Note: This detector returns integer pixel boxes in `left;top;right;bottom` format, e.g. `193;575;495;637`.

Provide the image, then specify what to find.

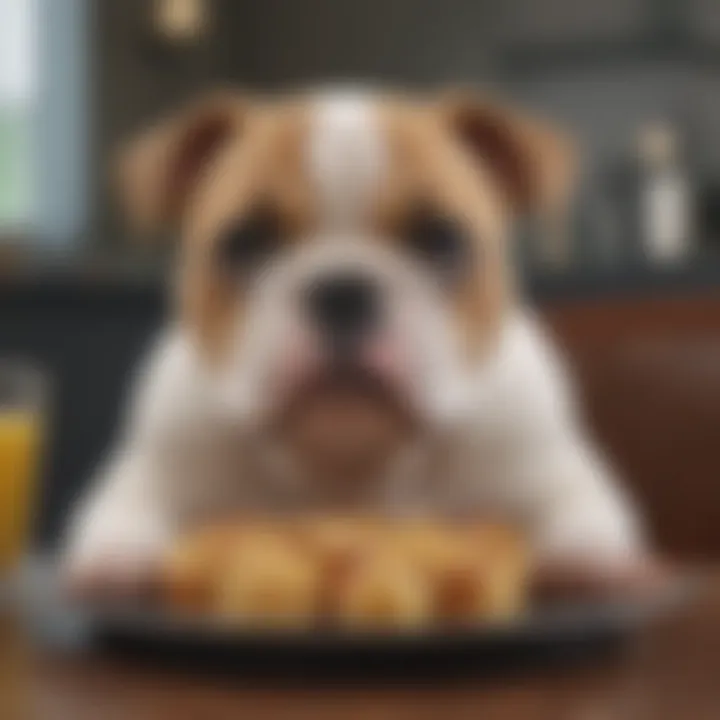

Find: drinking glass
0;361;45;603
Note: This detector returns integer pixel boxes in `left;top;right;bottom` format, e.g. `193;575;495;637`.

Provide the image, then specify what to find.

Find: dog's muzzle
304;271;381;358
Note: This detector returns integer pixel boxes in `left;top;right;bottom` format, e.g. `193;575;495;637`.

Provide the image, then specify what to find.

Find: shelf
497;37;720;79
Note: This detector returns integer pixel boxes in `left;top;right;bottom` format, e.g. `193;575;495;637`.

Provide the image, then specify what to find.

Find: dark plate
32;579;693;680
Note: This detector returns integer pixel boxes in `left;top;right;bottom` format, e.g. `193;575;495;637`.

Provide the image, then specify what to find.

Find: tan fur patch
376;100;512;359
177;100;316;361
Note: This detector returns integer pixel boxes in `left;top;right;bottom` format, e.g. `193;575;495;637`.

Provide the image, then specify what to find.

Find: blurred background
0;0;718;559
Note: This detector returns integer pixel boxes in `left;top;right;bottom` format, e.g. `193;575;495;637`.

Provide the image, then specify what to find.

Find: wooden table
2;581;719;720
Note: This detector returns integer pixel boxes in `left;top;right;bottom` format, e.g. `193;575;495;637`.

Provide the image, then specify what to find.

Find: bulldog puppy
63;88;654;598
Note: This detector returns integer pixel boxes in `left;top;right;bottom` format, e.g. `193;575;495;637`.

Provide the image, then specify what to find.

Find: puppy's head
117;89;573;483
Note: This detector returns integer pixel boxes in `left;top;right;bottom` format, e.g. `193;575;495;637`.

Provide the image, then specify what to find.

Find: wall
93;0;720;244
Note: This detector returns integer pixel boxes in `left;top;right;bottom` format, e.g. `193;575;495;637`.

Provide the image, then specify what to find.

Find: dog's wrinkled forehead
179;93;508;253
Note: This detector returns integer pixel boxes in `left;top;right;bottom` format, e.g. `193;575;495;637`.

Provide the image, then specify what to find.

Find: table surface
2;580;719;720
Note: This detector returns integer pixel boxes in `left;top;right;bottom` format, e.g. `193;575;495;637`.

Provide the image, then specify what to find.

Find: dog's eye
404;207;472;284
216;207;282;276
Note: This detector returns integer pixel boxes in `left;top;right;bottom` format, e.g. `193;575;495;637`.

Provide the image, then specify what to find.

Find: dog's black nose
305;273;380;351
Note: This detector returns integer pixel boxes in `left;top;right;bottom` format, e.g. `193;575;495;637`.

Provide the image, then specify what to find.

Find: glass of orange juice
0;361;45;597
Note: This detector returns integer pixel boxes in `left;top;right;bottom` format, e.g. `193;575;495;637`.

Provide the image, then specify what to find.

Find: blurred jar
0;362;45;584
636;122;694;264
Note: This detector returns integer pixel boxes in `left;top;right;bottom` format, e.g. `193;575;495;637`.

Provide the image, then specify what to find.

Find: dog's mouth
270;364;417;485
280;363;412;418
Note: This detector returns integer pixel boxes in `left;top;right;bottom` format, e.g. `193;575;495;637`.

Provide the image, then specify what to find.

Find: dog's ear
440;91;575;216
115;91;247;236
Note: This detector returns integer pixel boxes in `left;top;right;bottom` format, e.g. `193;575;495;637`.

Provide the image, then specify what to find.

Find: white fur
64;94;642;579
64;311;641;574
308;93;386;230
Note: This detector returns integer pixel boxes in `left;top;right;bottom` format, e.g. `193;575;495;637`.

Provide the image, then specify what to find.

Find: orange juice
0;411;41;572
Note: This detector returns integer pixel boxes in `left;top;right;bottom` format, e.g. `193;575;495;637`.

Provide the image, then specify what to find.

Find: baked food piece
368;520;528;623
334;552;433;630
462;523;529;620
214;531;321;628
163;523;246;612
294;517;385;573
390;519;478;619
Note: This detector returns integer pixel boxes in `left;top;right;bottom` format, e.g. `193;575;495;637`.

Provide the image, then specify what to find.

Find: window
0;0;88;246
0;0;36;232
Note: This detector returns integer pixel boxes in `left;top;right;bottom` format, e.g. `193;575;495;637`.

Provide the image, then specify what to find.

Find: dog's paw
61;521;170;604
531;555;672;603
63;551;161;604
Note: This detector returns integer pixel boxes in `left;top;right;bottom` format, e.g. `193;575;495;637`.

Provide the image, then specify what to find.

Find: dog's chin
269;364;417;487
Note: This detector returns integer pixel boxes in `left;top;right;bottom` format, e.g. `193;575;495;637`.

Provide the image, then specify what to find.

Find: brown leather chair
545;290;720;560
